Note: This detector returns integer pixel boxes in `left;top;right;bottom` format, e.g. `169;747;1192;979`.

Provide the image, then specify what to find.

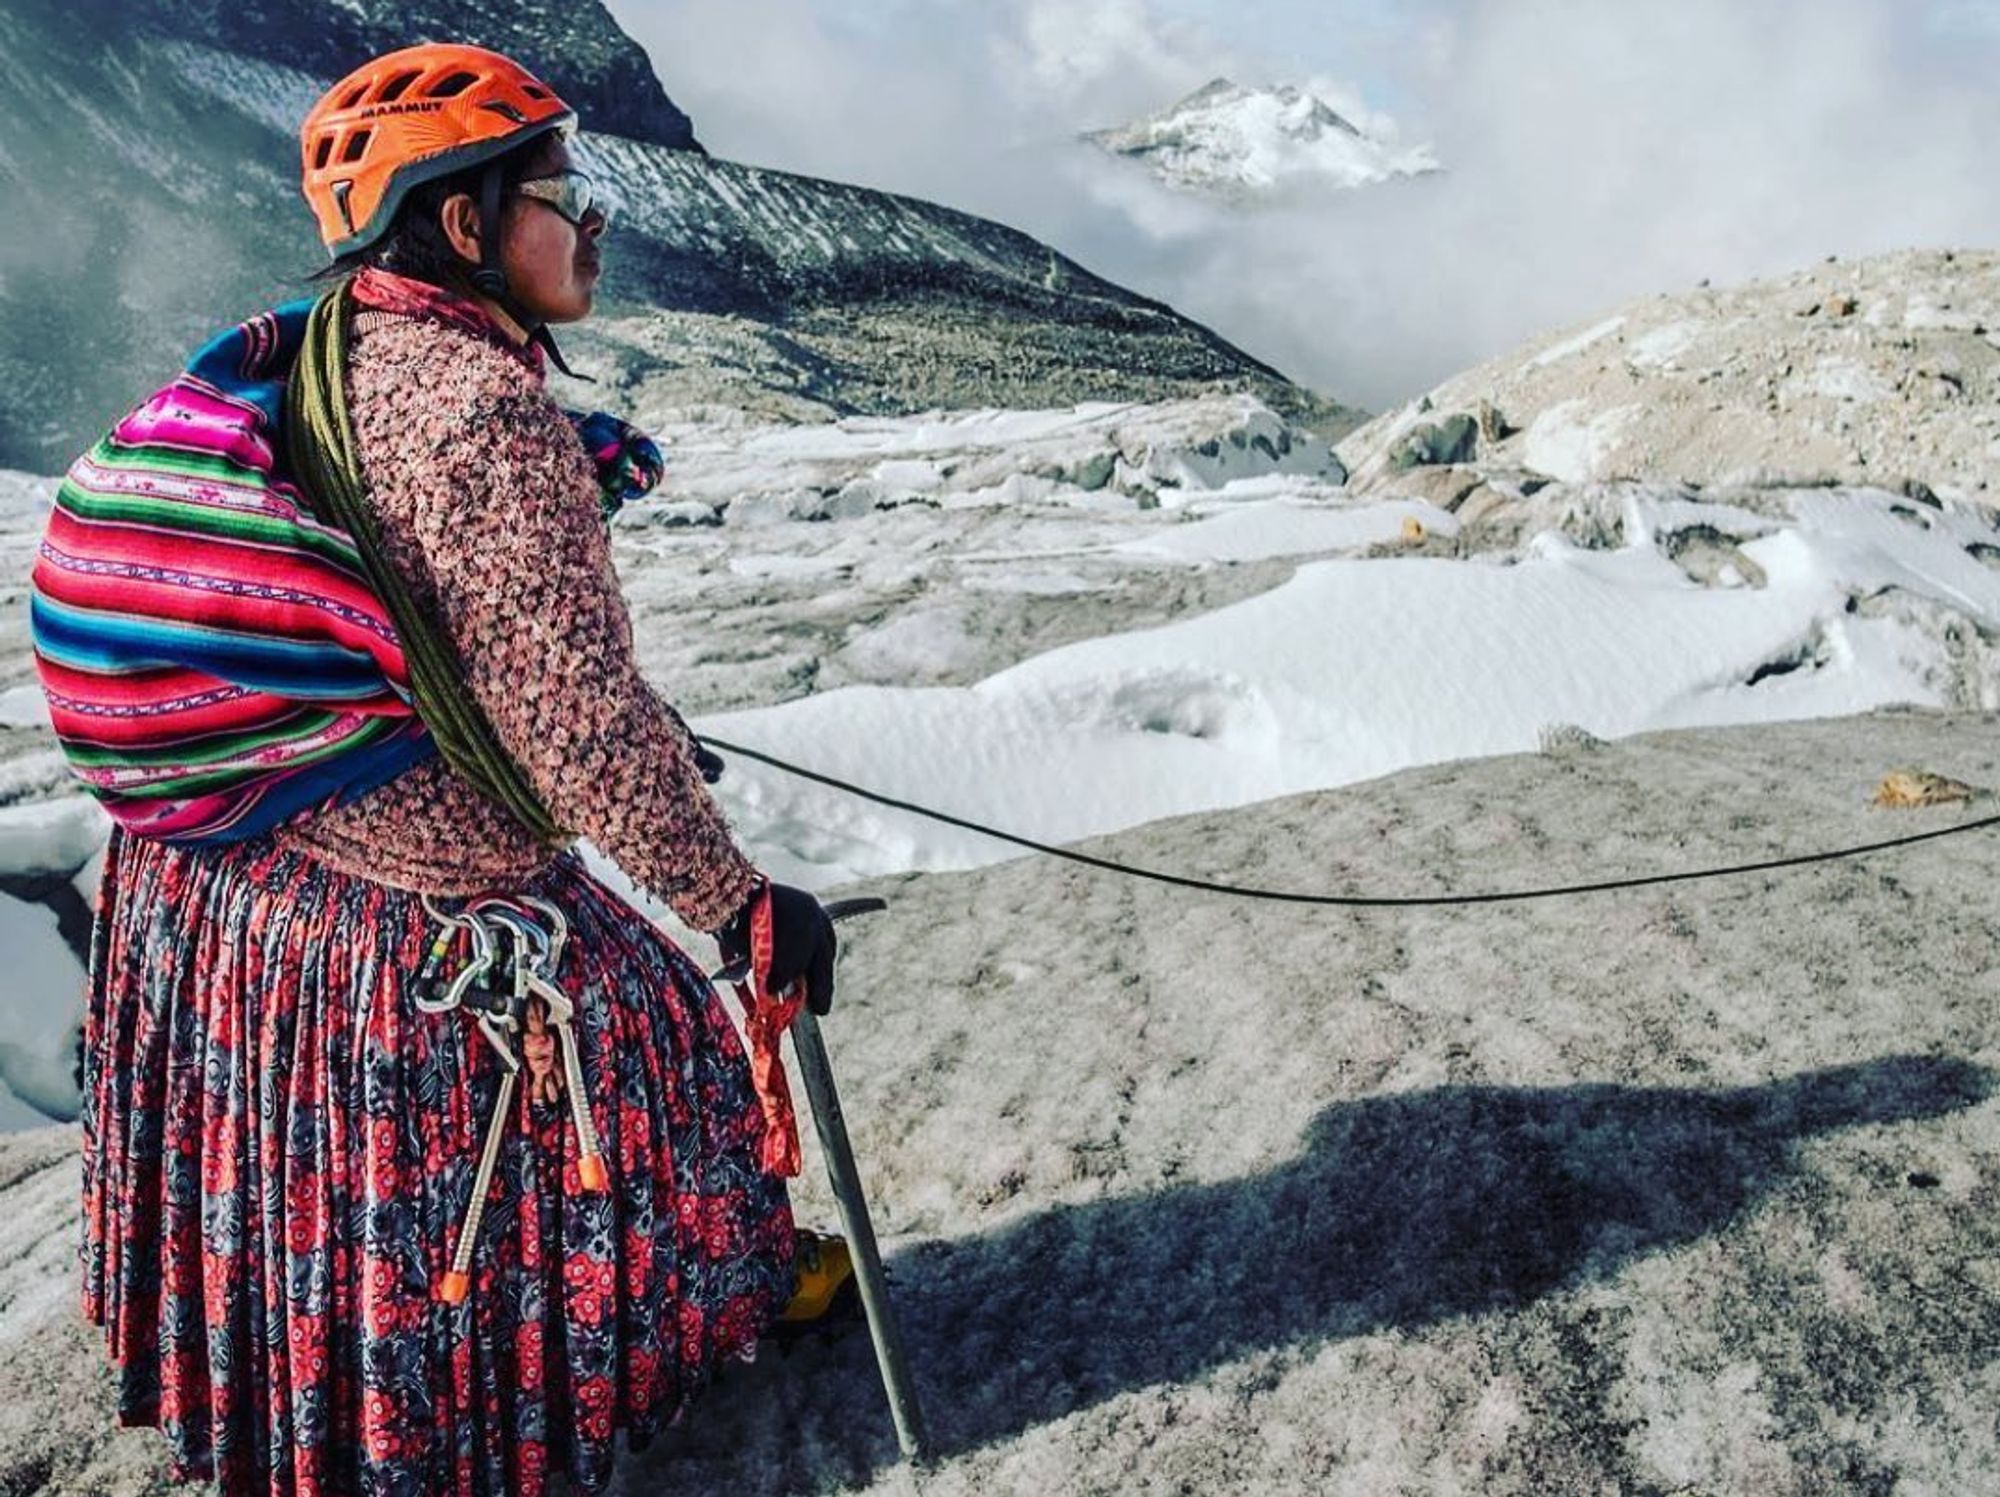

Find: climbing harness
416;892;608;1305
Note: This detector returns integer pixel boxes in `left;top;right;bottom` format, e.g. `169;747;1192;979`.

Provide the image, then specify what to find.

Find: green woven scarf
285;283;568;846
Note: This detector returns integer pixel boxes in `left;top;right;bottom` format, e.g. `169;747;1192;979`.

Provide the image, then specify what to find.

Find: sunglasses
514;170;610;229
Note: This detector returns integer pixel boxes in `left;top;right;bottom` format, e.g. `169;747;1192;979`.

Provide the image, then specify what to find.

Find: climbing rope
699;736;2000;909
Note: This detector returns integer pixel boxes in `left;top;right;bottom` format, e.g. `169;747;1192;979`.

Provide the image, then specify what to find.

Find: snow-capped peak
1083;77;1439;199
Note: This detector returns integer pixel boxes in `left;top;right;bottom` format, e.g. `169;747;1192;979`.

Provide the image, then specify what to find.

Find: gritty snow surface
2;712;2000;1494
1340;249;2000;501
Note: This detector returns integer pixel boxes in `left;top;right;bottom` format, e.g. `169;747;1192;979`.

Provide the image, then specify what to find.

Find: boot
770;1228;861;1344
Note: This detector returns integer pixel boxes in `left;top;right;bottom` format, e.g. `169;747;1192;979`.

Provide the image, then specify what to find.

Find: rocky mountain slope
556;131;1334;430
1337;248;1999;504
0;0;1346;476
80;0;701;150
3;709;1999;1493
1084;77;1438;200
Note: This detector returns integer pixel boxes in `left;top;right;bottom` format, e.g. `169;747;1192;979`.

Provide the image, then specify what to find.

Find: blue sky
602;0;2000;408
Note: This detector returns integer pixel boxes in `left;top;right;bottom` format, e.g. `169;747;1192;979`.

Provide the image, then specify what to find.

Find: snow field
7;393;2000;1131
692;469;2000;892
0;798;99;1125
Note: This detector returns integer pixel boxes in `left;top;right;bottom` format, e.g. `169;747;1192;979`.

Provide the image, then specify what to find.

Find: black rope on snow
699;735;2000;910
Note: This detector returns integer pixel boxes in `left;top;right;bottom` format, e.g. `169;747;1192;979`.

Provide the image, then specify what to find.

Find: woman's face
499;136;604;325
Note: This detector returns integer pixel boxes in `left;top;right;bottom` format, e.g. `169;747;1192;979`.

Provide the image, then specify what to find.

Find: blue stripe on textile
183;299;316;426
182;721;439;845
31;593;391;700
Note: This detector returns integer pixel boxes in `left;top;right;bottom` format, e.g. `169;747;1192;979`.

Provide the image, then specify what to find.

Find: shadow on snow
642;1054;1990;1487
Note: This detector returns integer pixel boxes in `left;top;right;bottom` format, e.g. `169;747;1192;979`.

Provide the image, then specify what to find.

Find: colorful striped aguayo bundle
29;301;436;844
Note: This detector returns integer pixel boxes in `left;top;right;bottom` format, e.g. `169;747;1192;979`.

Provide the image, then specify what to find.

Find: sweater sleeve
361;371;756;931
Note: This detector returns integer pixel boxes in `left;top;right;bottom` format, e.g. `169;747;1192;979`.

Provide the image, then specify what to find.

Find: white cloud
997;0;1226;124
1013;0;1191;97
1929;0;2000;35
605;0;2000;412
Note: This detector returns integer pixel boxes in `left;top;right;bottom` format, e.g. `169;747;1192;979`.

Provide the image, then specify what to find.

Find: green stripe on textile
94;714;406;798
56;479;371;570
285;285;566;846
58;708;345;769
91;438;267;486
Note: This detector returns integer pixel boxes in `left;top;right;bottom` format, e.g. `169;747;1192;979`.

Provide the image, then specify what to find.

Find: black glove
692;740;725;784
715;881;838;1016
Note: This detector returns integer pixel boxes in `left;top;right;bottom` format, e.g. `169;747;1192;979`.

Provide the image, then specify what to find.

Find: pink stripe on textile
105;783;268;841
115;384;277;475
180;373;272;423
68;454;296;515
75;713;394;793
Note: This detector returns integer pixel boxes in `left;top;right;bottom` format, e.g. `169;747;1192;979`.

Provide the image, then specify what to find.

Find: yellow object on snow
1872;768;1978;808
780;1229;856;1325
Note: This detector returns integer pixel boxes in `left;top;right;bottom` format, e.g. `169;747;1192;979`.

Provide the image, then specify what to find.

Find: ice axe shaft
797;896;929;1460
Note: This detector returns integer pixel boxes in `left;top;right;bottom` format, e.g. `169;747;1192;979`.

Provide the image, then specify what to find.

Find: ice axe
717;894;930;1460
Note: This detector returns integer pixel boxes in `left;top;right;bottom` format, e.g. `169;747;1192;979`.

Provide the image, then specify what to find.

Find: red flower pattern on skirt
78;830;794;1496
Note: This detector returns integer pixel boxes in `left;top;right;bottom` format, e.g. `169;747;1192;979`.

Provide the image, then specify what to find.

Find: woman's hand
715;882;838;1016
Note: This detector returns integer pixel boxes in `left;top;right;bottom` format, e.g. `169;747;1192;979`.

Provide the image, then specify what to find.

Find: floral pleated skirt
78;829;794;1497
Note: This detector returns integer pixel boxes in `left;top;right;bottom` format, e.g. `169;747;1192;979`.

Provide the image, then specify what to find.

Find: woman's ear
439;192;483;265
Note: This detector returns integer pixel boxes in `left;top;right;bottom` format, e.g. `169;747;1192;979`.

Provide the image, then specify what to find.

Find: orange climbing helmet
300;43;576;257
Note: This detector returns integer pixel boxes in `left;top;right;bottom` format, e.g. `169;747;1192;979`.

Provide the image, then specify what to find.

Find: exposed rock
1537;722;1606;753
1390;414;1479;470
1340;249;2000;502
104;0;701;151
1067;452;1117;493
1662;525;1770;589
1450;484;1514;531
624;499;722;528
1441;479;1635;554
1378;464;1484;513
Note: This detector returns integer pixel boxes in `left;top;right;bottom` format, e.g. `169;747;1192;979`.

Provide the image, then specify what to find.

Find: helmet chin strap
467;163;593;383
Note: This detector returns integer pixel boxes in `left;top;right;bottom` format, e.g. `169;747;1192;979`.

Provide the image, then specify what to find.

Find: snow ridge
1084;76;1439;199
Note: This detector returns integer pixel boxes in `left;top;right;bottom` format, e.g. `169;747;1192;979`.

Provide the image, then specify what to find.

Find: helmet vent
479;100;529;125
312;135;334;170
522;84;550;100
339;84;369;110
376;70;422;104
340;129;373;164
427;70;478;99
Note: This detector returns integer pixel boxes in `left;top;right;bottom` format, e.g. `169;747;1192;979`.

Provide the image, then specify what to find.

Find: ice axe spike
799;895;930;1460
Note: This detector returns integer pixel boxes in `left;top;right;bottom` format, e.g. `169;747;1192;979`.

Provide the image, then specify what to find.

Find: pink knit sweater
272;275;757;932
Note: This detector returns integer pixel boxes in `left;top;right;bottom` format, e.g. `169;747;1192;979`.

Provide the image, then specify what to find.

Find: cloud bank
606;0;2000;412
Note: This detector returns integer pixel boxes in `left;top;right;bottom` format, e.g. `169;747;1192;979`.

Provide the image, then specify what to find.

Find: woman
32;41;844;1497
